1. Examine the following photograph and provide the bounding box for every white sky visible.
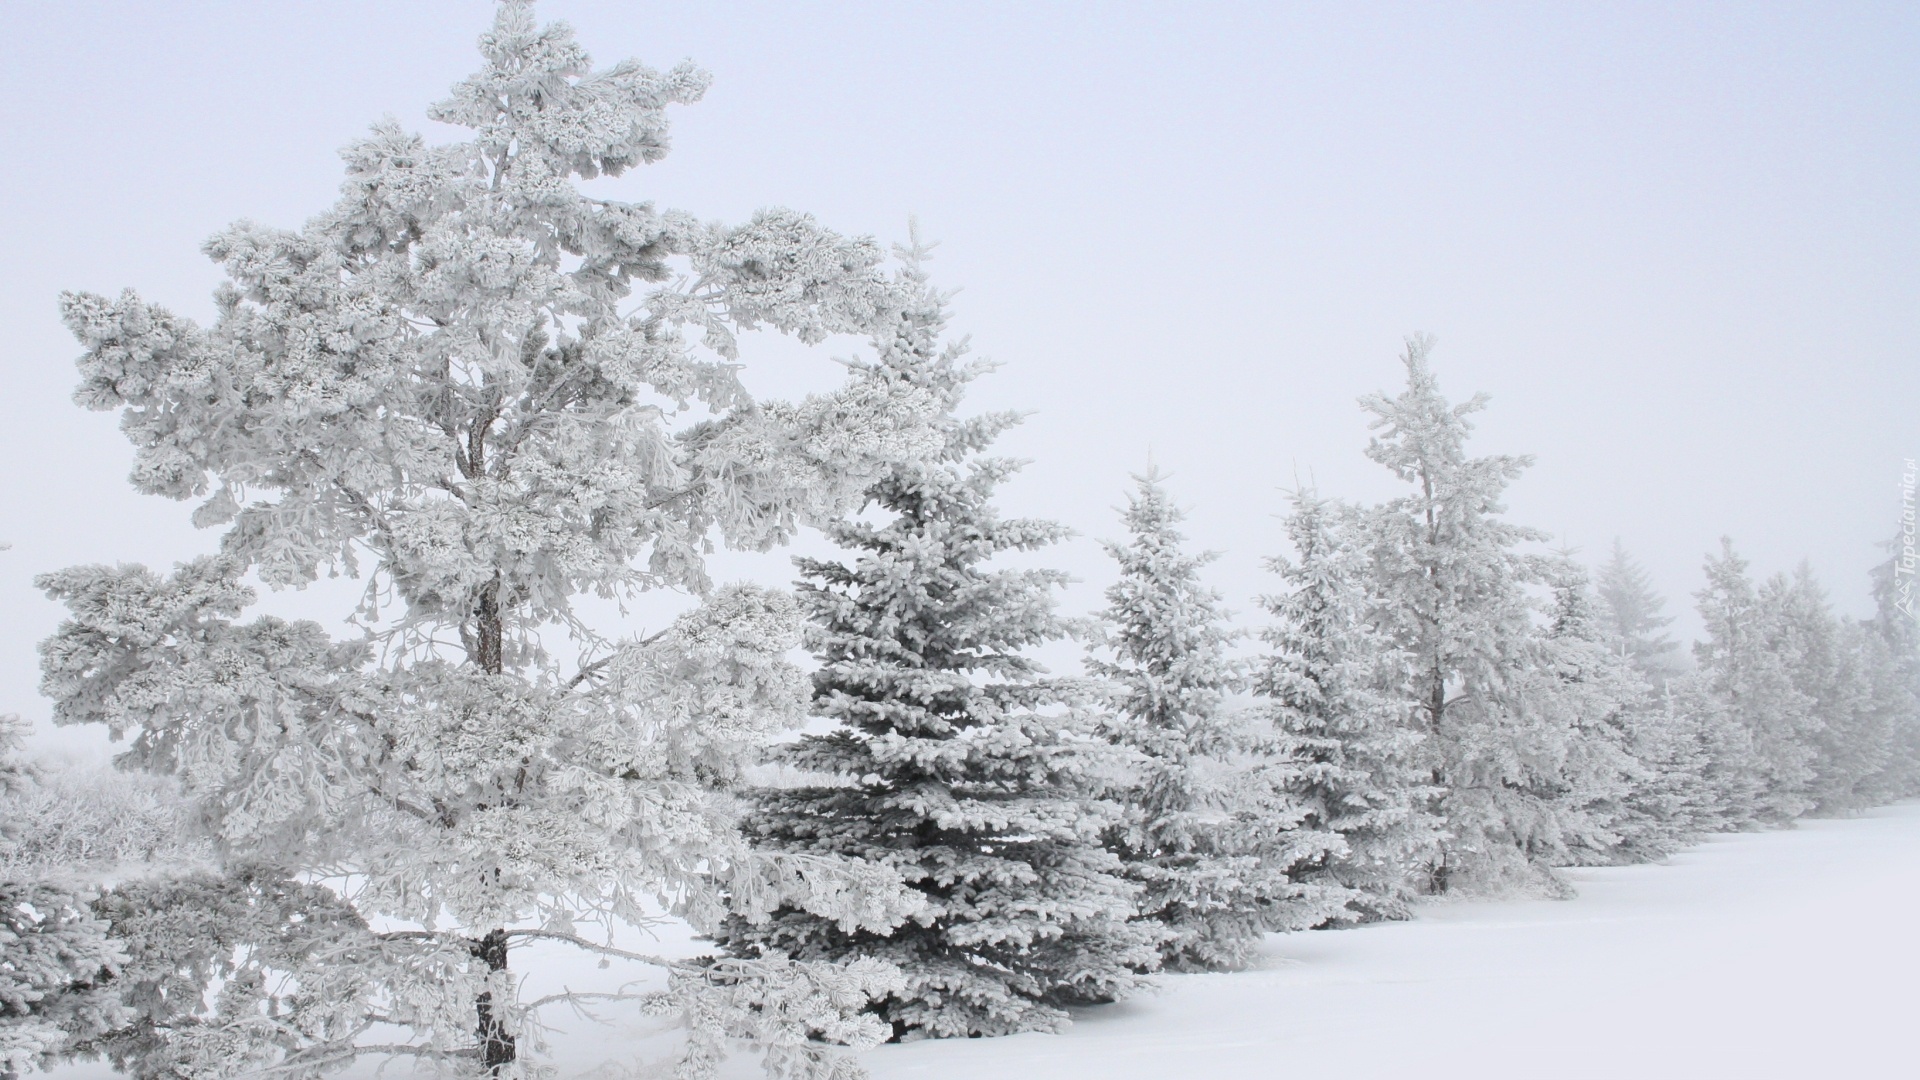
[3,1,1915,756]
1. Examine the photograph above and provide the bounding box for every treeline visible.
[710,328,1920,1038]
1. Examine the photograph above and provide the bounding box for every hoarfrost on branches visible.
[36,2,949,1075]
[714,258,1159,1037]
[1351,336,1629,896]
[1259,491,1440,921]
[1090,471,1347,969]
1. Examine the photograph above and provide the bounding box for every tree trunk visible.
[475,576,504,677]
[470,576,512,1072]
[471,928,515,1073]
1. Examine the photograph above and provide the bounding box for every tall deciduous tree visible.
[37,3,942,1075]
[1258,491,1435,921]
[715,285,1157,1035]
[1090,472,1343,969]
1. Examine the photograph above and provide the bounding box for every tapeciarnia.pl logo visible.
[1898,458,1916,621]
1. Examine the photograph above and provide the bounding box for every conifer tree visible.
[1808,616,1900,815]
[1616,689,1726,848]
[0,718,125,1080]
[1585,543,1730,848]
[1686,540,1822,825]
[1594,540,1684,688]
[715,279,1158,1036]
[1089,472,1343,969]
[1350,336,1599,895]
[1257,491,1435,921]
[1,879,127,1080]
[0,716,31,807]
[37,3,938,1075]
[1533,570,1658,865]
[1771,564,1889,814]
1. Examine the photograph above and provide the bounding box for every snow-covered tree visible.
[75,870,379,1080]
[1594,540,1684,688]
[1,720,130,1080]
[0,718,35,865]
[1582,541,1738,849]
[714,294,1158,1036]
[1350,336,1605,895]
[1766,564,1888,815]
[0,764,205,876]
[0,718,29,802]
[1088,472,1344,969]
[1805,616,1903,815]
[1613,688,1728,848]
[1,879,128,1080]
[38,3,944,1075]
[1683,540,1822,826]
[1257,491,1435,921]
[1531,570,1660,865]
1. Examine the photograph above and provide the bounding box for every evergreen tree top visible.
[1088,469,1243,717]
[1594,538,1680,676]
[1360,334,1532,493]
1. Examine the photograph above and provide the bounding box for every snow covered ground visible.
[865,803,1920,1080]
[49,802,1920,1079]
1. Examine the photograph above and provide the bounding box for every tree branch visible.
[501,928,681,969]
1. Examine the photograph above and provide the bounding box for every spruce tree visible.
[0,879,127,1080]
[1534,570,1658,865]
[715,276,1156,1039]
[1685,540,1822,826]
[0,716,31,807]
[1616,689,1726,849]
[1257,491,1436,921]
[1773,564,1888,814]
[1594,540,1685,688]
[1351,336,1599,895]
[1585,542,1729,850]
[1088,472,1343,970]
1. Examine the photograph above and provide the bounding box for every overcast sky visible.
[3,1,1915,756]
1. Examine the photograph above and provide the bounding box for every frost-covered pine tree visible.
[0,716,30,805]
[37,4,946,1076]
[1594,540,1685,688]
[1768,564,1887,815]
[1532,570,1665,865]
[1350,336,1605,895]
[1570,548,1732,853]
[0,718,127,1080]
[1087,472,1344,969]
[1682,540,1822,826]
[1257,491,1436,921]
[1,878,127,1080]
[713,289,1157,1036]
[1808,616,1902,815]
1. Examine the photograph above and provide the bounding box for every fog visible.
[3,0,1914,757]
